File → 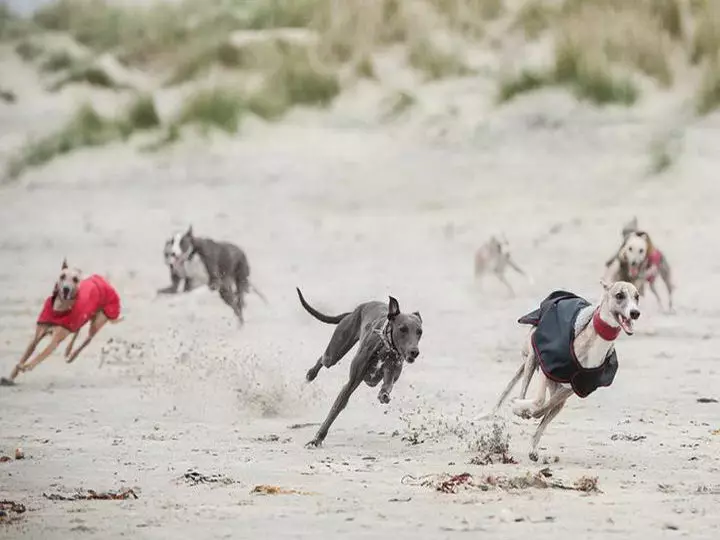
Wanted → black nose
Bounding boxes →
[409,349,419,359]
[630,309,640,320]
[62,285,71,293]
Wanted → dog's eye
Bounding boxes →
[72,276,79,283]
[60,273,66,279]
[627,247,633,252]
[615,292,626,301]
[399,325,409,334]
[634,294,640,302]
[416,329,423,337]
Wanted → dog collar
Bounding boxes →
[376,320,402,360]
[592,309,621,341]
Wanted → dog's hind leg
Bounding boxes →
[218,277,244,324]
[529,401,566,462]
[648,280,664,311]
[66,314,108,364]
[306,310,362,382]
[497,272,515,297]
[64,331,80,358]
[17,328,70,374]
[659,264,675,312]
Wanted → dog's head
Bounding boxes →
[164,225,194,271]
[619,231,653,278]
[601,280,641,335]
[488,234,511,257]
[54,258,82,302]
[386,296,423,363]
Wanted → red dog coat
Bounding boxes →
[37,275,121,333]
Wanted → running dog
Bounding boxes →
[486,280,640,460]
[161,226,267,324]
[158,228,208,294]
[604,222,674,311]
[474,234,532,296]
[3,259,122,385]
[297,288,423,448]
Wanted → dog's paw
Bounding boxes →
[306,368,319,382]
[378,391,391,404]
[305,439,322,449]
[0,377,15,386]
[511,403,532,419]
[529,451,539,462]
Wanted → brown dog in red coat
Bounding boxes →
[2,259,123,385]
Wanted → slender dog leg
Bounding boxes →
[378,363,403,404]
[513,375,548,419]
[66,314,108,364]
[17,328,70,373]
[648,281,664,311]
[64,331,80,358]
[529,401,566,462]
[218,277,243,324]
[306,310,361,382]
[158,270,181,294]
[518,341,537,400]
[659,264,674,312]
[8,326,50,381]
[497,273,515,297]
[307,376,363,447]
[531,385,573,418]
[507,257,526,277]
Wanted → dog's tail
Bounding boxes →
[296,288,350,325]
[249,282,269,304]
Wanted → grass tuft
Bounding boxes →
[696,58,720,115]
[407,36,471,80]
[382,89,416,121]
[177,87,246,133]
[15,39,43,61]
[514,1,553,40]
[5,103,119,179]
[497,69,549,103]
[40,50,76,72]
[554,40,639,105]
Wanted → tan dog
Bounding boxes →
[2,260,123,385]
[485,281,640,460]
[474,234,533,296]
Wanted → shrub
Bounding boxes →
[498,69,549,103]
[177,87,246,133]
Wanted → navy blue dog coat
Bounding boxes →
[518,291,618,398]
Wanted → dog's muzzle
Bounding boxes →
[406,348,419,363]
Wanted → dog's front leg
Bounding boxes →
[530,386,572,419]
[378,362,403,404]
[158,270,181,294]
[66,314,108,364]
[306,377,363,448]
[18,328,69,373]
[529,401,566,462]
[8,326,50,381]
[513,375,548,419]
[307,349,368,448]
[64,331,80,358]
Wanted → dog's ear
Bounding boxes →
[637,231,654,253]
[412,311,422,322]
[600,279,612,292]
[387,296,400,320]
[61,258,68,270]
[186,225,194,238]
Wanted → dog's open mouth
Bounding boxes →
[615,313,634,335]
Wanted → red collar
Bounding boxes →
[592,309,621,341]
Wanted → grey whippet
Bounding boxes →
[159,226,267,324]
[485,280,640,460]
[297,288,423,448]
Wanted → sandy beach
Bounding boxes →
[2,4,720,537]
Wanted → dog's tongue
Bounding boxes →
[619,316,634,335]
[629,267,640,278]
